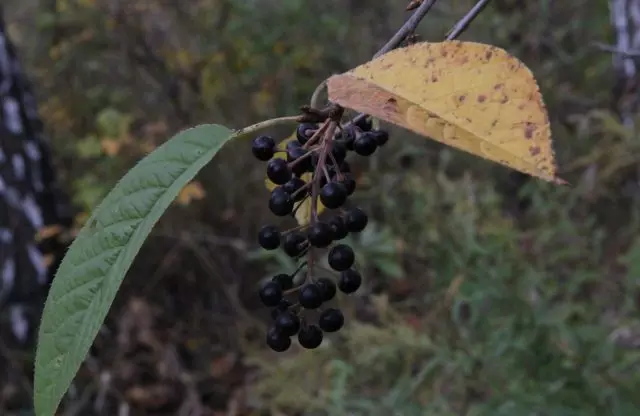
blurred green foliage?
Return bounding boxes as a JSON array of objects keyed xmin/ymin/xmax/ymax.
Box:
[{"xmin": 5, "ymin": 0, "xmax": 640, "ymax": 414}]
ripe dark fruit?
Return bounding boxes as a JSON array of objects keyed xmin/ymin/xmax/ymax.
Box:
[
  {"xmin": 267, "ymin": 158, "xmax": 292, "ymax": 185},
  {"xmin": 316, "ymin": 277, "xmax": 337, "ymax": 301},
  {"xmin": 283, "ymin": 177, "xmax": 307, "ymax": 201},
  {"xmin": 353, "ymin": 132, "xmax": 378, "ymax": 156},
  {"xmin": 299, "ymin": 284, "xmax": 323, "ymax": 309},
  {"xmin": 259, "ymin": 281, "xmax": 283, "ymax": 307},
  {"xmin": 298, "ymin": 324, "xmax": 323, "ymax": 349},
  {"xmin": 251, "ymin": 135, "xmax": 276, "ymax": 161},
  {"xmin": 339, "ymin": 175, "xmax": 356, "ymax": 195},
  {"xmin": 372, "ymin": 129, "xmax": 389, "ymax": 146},
  {"xmin": 272, "ymin": 273, "xmax": 293, "ymax": 290},
  {"xmin": 319, "ymin": 308, "xmax": 344, "ymax": 332},
  {"xmin": 328, "ymin": 216, "xmax": 348, "ymax": 240},
  {"xmin": 283, "ymin": 231, "xmax": 307, "ymax": 257},
  {"xmin": 287, "ymin": 146, "xmax": 312, "ymax": 174},
  {"xmin": 328, "ymin": 244, "xmax": 355, "ymax": 271},
  {"xmin": 271, "ymin": 299, "xmax": 293, "ymax": 319},
  {"xmin": 345, "ymin": 207, "xmax": 368, "ymax": 232},
  {"xmin": 320, "ymin": 182, "xmax": 348, "ymax": 209},
  {"xmin": 339, "ymin": 269, "xmax": 362, "ymax": 294},
  {"xmin": 269, "ymin": 188, "xmax": 294, "ymax": 216},
  {"xmin": 307, "ymin": 222, "xmax": 333, "ymax": 248},
  {"xmin": 336, "ymin": 125, "xmax": 356, "ymax": 150},
  {"xmin": 267, "ymin": 327, "xmax": 291, "ymax": 352},
  {"xmin": 331, "ymin": 141, "xmax": 347, "ymax": 164},
  {"xmin": 258, "ymin": 225, "xmax": 280, "ymax": 250},
  {"xmin": 296, "ymin": 123, "xmax": 317, "ymax": 144},
  {"xmin": 355, "ymin": 116, "xmax": 373, "ymax": 132},
  {"xmin": 275, "ymin": 311, "xmax": 301, "ymax": 336}
]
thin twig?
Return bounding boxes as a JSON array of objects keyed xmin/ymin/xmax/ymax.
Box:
[
  {"xmin": 444, "ymin": 0, "xmax": 492, "ymax": 40},
  {"xmin": 592, "ymin": 41, "xmax": 640, "ymax": 58}
]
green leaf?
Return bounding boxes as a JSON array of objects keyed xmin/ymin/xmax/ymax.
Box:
[{"xmin": 33, "ymin": 119, "xmax": 295, "ymax": 416}]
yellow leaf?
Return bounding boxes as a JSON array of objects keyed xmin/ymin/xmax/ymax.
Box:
[
  {"xmin": 176, "ymin": 181, "xmax": 206, "ymax": 206},
  {"xmin": 327, "ymin": 41, "xmax": 565, "ymax": 184},
  {"xmin": 263, "ymin": 134, "xmax": 325, "ymax": 224}
]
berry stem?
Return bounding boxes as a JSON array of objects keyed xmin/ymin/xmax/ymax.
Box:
[
  {"xmin": 235, "ymin": 115, "xmax": 299, "ymax": 135},
  {"xmin": 287, "ymin": 147, "xmax": 318, "ymax": 169},
  {"xmin": 303, "ymin": 119, "xmax": 331, "ymax": 149}
]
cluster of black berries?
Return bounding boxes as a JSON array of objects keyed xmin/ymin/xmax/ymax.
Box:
[{"xmin": 251, "ymin": 116, "xmax": 388, "ymax": 352}]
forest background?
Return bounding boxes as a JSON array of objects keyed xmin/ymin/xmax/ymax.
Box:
[{"xmin": 3, "ymin": 0, "xmax": 640, "ymax": 415}]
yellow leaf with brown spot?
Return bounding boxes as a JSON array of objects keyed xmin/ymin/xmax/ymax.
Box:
[
  {"xmin": 176, "ymin": 181, "xmax": 206, "ymax": 206},
  {"xmin": 264, "ymin": 134, "xmax": 325, "ymax": 224},
  {"xmin": 327, "ymin": 41, "xmax": 564, "ymax": 184}
]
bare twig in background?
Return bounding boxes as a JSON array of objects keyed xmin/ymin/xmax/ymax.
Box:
[
  {"xmin": 593, "ymin": 41, "xmax": 640, "ymax": 57},
  {"xmin": 350, "ymin": 0, "xmax": 492, "ymax": 125}
]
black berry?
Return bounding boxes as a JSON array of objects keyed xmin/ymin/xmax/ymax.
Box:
[
  {"xmin": 307, "ymin": 222, "xmax": 333, "ymax": 248},
  {"xmin": 372, "ymin": 129, "xmax": 389, "ymax": 146},
  {"xmin": 355, "ymin": 116, "xmax": 373, "ymax": 132},
  {"xmin": 299, "ymin": 284, "xmax": 323, "ymax": 309},
  {"xmin": 319, "ymin": 308, "xmax": 344, "ymax": 332},
  {"xmin": 328, "ymin": 244, "xmax": 355, "ymax": 271},
  {"xmin": 282, "ymin": 231, "xmax": 307, "ymax": 257},
  {"xmin": 283, "ymin": 177, "xmax": 307, "ymax": 201},
  {"xmin": 269, "ymin": 188, "xmax": 294, "ymax": 216},
  {"xmin": 258, "ymin": 225, "xmax": 280, "ymax": 250},
  {"xmin": 259, "ymin": 281, "xmax": 283, "ymax": 307},
  {"xmin": 267, "ymin": 326, "xmax": 291, "ymax": 352},
  {"xmin": 338, "ymin": 174, "xmax": 356, "ymax": 195},
  {"xmin": 316, "ymin": 277, "xmax": 337, "ymax": 301},
  {"xmin": 345, "ymin": 207, "xmax": 368, "ymax": 232},
  {"xmin": 338, "ymin": 269, "xmax": 362, "ymax": 294},
  {"xmin": 331, "ymin": 141, "xmax": 347, "ymax": 164},
  {"xmin": 272, "ymin": 273, "xmax": 293, "ymax": 290},
  {"xmin": 296, "ymin": 123, "xmax": 317, "ymax": 144},
  {"xmin": 267, "ymin": 158, "xmax": 292, "ymax": 185},
  {"xmin": 252, "ymin": 135, "xmax": 276, "ymax": 161},
  {"xmin": 336, "ymin": 125, "xmax": 356, "ymax": 150},
  {"xmin": 287, "ymin": 146, "xmax": 311, "ymax": 174},
  {"xmin": 298, "ymin": 324, "xmax": 323, "ymax": 349},
  {"xmin": 328, "ymin": 216, "xmax": 348, "ymax": 240},
  {"xmin": 339, "ymin": 161, "xmax": 351, "ymax": 173},
  {"xmin": 353, "ymin": 132, "xmax": 377, "ymax": 156},
  {"xmin": 270, "ymin": 299, "xmax": 293, "ymax": 319},
  {"xmin": 320, "ymin": 182, "xmax": 348, "ymax": 209},
  {"xmin": 275, "ymin": 311, "xmax": 301, "ymax": 336}
]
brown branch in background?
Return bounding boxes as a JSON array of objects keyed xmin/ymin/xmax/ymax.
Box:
[{"xmin": 349, "ymin": 0, "xmax": 492, "ymax": 126}]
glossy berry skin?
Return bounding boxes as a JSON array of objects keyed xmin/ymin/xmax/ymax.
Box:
[
  {"xmin": 328, "ymin": 244, "xmax": 355, "ymax": 271},
  {"xmin": 252, "ymin": 135, "xmax": 276, "ymax": 161},
  {"xmin": 296, "ymin": 123, "xmax": 317, "ymax": 144},
  {"xmin": 275, "ymin": 311, "xmax": 301, "ymax": 336},
  {"xmin": 316, "ymin": 277, "xmax": 337, "ymax": 301},
  {"xmin": 328, "ymin": 216, "xmax": 348, "ymax": 240},
  {"xmin": 319, "ymin": 308, "xmax": 344, "ymax": 332},
  {"xmin": 272, "ymin": 273, "xmax": 293, "ymax": 290},
  {"xmin": 259, "ymin": 281, "xmax": 283, "ymax": 307},
  {"xmin": 270, "ymin": 299, "xmax": 293, "ymax": 319},
  {"xmin": 355, "ymin": 116, "xmax": 373, "ymax": 132},
  {"xmin": 307, "ymin": 222, "xmax": 333, "ymax": 248},
  {"xmin": 269, "ymin": 188, "xmax": 294, "ymax": 216},
  {"xmin": 267, "ymin": 327, "xmax": 291, "ymax": 352},
  {"xmin": 353, "ymin": 132, "xmax": 378, "ymax": 156},
  {"xmin": 339, "ymin": 269, "xmax": 362, "ymax": 294},
  {"xmin": 283, "ymin": 177, "xmax": 307, "ymax": 201},
  {"xmin": 282, "ymin": 231, "xmax": 307, "ymax": 257},
  {"xmin": 267, "ymin": 158, "xmax": 292, "ymax": 185},
  {"xmin": 298, "ymin": 324, "xmax": 323, "ymax": 349},
  {"xmin": 258, "ymin": 225, "xmax": 280, "ymax": 250},
  {"xmin": 287, "ymin": 146, "xmax": 312, "ymax": 174},
  {"xmin": 299, "ymin": 284, "xmax": 323, "ymax": 309},
  {"xmin": 320, "ymin": 182, "xmax": 348, "ymax": 209},
  {"xmin": 372, "ymin": 129, "xmax": 389, "ymax": 146},
  {"xmin": 339, "ymin": 175, "xmax": 356, "ymax": 196},
  {"xmin": 331, "ymin": 141, "xmax": 347, "ymax": 164},
  {"xmin": 336, "ymin": 125, "xmax": 356, "ymax": 150},
  {"xmin": 345, "ymin": 208, "xmax": 368, "ymax": 232}
]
